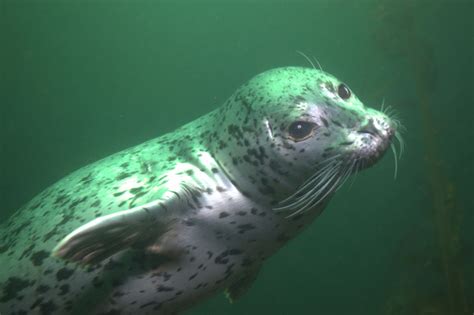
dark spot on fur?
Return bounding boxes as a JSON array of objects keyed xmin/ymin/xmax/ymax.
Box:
[
  {"xmin": 116, "ymin": 172, "xmax": 132, "ymax": 180},
  {"xmin": 219, "ymin": 212, "xmax": 229, "ymax": 218},
  {"xmin": 30, "ymin": 298, "xmax": 57, "ymax": 314},
  {"xmin": 56, "ymin": 268, "xmax": 74, "ymax": 281},
  {"xmin": 340, "ymin": 141, "xmax": 354, "ymax": 146},
  {"xmin": 80, "ymin": 173, "xmax": 93, "ymax": 184},
  {"xmin": 321, "ymin": 117, "xmax": 329, "ymax": 127},
  {"xmin": 69, "ymin": 196, "xmax": 88, "ymax": 209},
  {"xmin": 331, "ymin": 120, "xmax": 343, "ymax": 127},
  {"xmin": 31, "ymin": 250, "xmax": 49, "ymax": 266},
  {"xmin": 11, "ymin": 221, "xmax": 31, "ymax": 237},
  {"xmin": 183, "ymin": 219, "xmax": 196, "ymax": 226},
  {"xmin": 118, "ymin": 200, "xmax": 127, "ymax": 207},
  {"xmin": 91, "ymin": 200, "xmax": 101, "ymax": 208},
  {"xmin": 157, "ymin": 285, "xmax": 174, "ymax": 292},
  {"xmin": 40, "ymin": 300, "xmax": 58, "ymax": 313},
  {"xmin": 19, "ymin": 244, "xmax": 35, "ymax": 260},
  {"xmin": 237, "ymin": 224, "xmax": 256, "ymax": 234},
  {"xmin": 36, "ymin": 285, "xmax": 50, "ymax": 294},
  {"xmin": 214, "ymin": 249, "xmax": 242, "ymax": 264},
  {"xmin": 53, "ymin": 194, "xmax": 70, "ymax": 206},
  {"xmin": 139, "ymin": 301, "xmax": 157, "ymax": 309},
  {"xmin": 113, "ymin": 291, "xmax": 125, "ymax": 298},
  {"xmin": 59, "ymin": 284, "xmax": 70, "ymax": 296},
  {"xmin": 130, "ymin": 187, "xmax": 144, "ymax": 194},
  {"xmin": 0, "ymin": 277, "xmax": 34, "ymax": 302},
  {"xmin": 0, "ymin": 244, "xmax": 9, "ymax": 254}
]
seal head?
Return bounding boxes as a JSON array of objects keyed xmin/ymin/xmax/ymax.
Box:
[{"xmin": 211, "ymin": 67, "xmax": 400, "ymax": 216}]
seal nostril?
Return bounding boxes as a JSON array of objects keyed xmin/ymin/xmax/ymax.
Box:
[
  {"xmin": 359, "ymin": 130, "xmax": 376, "ymax": 137},
  {"xmin": 358, "ymin": 119, "xmax": 380, "ymax": 137}
]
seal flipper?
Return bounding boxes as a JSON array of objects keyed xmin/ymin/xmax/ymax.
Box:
[
  {"xmin": 52, "ymin": 199, "xmax": 169, "ymax": 265},
  {"xmin": 52, "ymin": 186, "xmax": 198, "ymax": 265},
  {"xmin": 225, "ymin": 265, "xmax": 261, "ymax": 303}
]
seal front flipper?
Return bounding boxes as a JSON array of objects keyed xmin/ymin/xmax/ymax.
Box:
[
  {"xmin": 52, "ymin": 188, "xmax": 198, "ymax": 265},
  {"xmin": 225, "ymin": 264, "xmax": 261, "ymax": 303}
]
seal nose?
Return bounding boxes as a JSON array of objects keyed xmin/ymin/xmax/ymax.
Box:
[{"xmin": 358, "ymin": 119, "xmax": 381, "ymax": 138}]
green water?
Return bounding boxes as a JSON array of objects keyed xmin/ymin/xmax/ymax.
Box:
[{"xmin": 1, "ymin": 0, "xmax": 472, "ymax": 314}]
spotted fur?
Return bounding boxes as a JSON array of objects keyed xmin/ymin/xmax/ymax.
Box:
[{"xmin": 0, "ymin": 67, "xmax": 397, "ymax": 314}]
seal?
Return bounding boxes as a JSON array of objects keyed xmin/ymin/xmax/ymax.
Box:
[{"xmin": 0, "ymin": 66, "xmax": 402, "ymax": 314}]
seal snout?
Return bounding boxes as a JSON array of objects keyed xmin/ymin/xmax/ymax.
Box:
[{"xmin": 347, "ymin": 113, "xmax": 397, "ymax": 170}]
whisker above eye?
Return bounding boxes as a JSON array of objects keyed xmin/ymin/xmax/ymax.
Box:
[{"xmin": 296, "ymin": 50, "xmax": 316, "ymax": 70}]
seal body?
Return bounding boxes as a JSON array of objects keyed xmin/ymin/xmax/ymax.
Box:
[{"xmin": 0, "ymin": 67, "xmax": 399, "ymax": 314}]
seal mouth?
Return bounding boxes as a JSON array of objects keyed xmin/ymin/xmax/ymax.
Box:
[
  {"xmin": 354, "ymin": 131, "xmax": 391, "ymax": 168},
  {"xmin": 349, "ymin": 114, "xmax": 398, "ymax": 169}
]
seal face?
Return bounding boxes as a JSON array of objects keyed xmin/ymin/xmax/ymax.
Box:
[{"xmin": 0, "ymin": 67, "xmax": 402, "ymax": 314}]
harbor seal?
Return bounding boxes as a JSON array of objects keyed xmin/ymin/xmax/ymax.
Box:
[{"xmin": 0, "ymin": 66, "xmax": 402, "ymax": 314}]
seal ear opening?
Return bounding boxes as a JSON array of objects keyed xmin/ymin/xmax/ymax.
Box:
[{"xmin": 52, "ymin": 199, "xmax": 171, "ymax": 266}]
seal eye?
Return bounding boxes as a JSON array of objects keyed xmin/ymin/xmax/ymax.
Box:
[
  {"xmin": 337, "ymin": 83, "xmax": 351, "ymax": 100},
  {"xmin": 288, "ymin": 121, "xmax": 318, "ymax": 142}
]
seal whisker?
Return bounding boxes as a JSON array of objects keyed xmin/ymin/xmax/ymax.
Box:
[
  {"xmin": 382, "ymin": 104, "xmax": 392, "ymax": 116},
  {"xmin": 296, "ymin": 50, "xmax": 316, "ymax": 70},
  {"xmin": 281, "ymin": 160, "xmax": 344, "ymax": 216},
  {"xmin": 275, "ymin": 164, "xmax": 339, "ymax": 212},
  {"xmin": 276, "ymin": 161, "xmax": 335, "ymax": 206},
  {"xmin": 296, "ymin": 159, "xmax": 340, "ymax": 192},
  {"xmin": 277, "ymin": 154, "xmax": 342, "ymax": 205},
  {"xmin": 395, "ymin": 131, "xmax": 405, "ymax": 159},
  {"xmin": 292, "ymin": 168, "xmax": 333, "ymax": 199},
  {"xmin": 390, "ymin": 143, "xmax": 398, "ymax": 180},
  {"xmin": 285, "ymin": 167, "xmax": 341, "ymax": 218},
  {"xmin": 382, "ymin": 105, "xmax": 406, "ymax": 162},
  {"xmin": 348, "ymin": 159, "xmax": 362, "ymax": 189},
  {"xmin": 311, "ymin": 55, "xmax": 324, "ymax": 72},
  {"xmin": 275, "ymin": 165, "xmax": 336, "ymax": 212},
  {"xmin": 337, "ymin": 160, "xmax": 356, "ymax": 191},
  {"xmin": 302, "ymin": 168, "xmax": 342, "ymax": 208}
]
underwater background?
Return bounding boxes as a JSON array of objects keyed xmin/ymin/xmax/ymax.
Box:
[{"xmin": 1, "ymin": 0, "xmax": 472, "ymax": 314}]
